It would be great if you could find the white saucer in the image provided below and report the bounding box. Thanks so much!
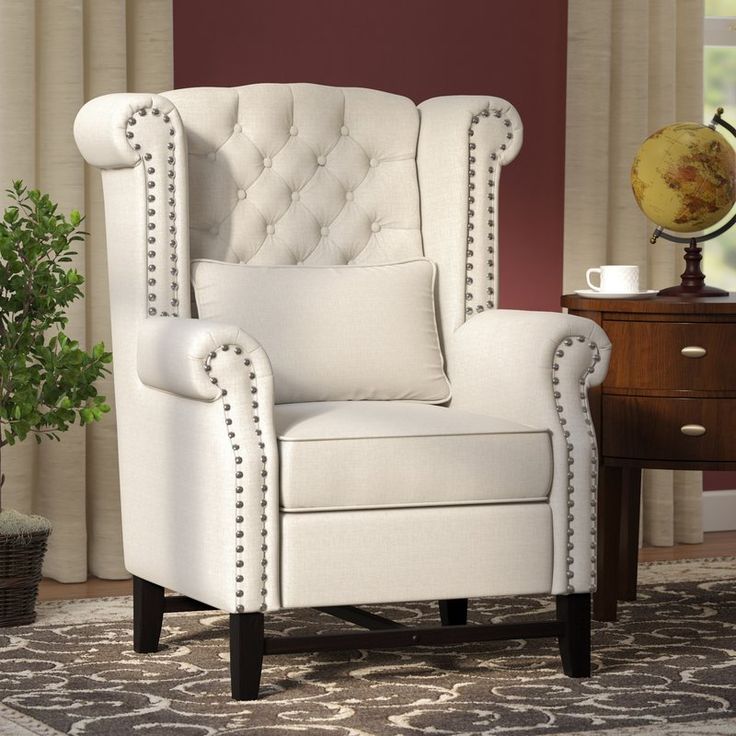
[574,289,659,299]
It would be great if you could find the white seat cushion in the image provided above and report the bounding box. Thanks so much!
[276,402,553,512]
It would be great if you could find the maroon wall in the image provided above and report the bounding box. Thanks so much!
[173,0,568,312]
[173,1,736,492]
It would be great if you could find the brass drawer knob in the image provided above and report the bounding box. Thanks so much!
[681,346,707,358]
[680,424,706,437]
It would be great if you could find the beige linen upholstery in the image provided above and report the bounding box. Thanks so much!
[276,402,552,511]
[281,504,553,608]
[418,96,523,343]
[133,317,280,614]
[74,82,609,616]
[192,258,450,403]
[447,310,611,595]
[162,84,423,267]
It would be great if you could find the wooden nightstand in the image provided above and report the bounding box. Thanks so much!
[561,294,736,621]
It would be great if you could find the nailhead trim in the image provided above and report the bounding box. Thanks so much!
[552,335,600,594]
[204,345,268,613]
[465,106,512,319]
[124,104,179,318]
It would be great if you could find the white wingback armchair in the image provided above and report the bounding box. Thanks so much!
[74,83,611,701]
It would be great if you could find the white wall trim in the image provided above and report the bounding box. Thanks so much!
[703,490,736,533]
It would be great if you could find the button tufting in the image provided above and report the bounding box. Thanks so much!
[371,222,381,233]
[266,224,275,235]
[207,152,216,162]
[289,125,298,136]
[321,226,329,236]
[237,189,246,200]
[369,158,378,167]
[209,226,218,235]
[263,157,272,168]
[317,155,326,166]
[291,191,300,201]
[340,125,349,136]
[345,191,354,201]
[233,123,242,133]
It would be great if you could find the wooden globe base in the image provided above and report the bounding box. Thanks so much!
[657,238,729,297]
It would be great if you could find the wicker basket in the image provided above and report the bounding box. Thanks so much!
[0,528,50,627]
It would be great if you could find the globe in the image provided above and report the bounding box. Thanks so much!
[631,122,736,233]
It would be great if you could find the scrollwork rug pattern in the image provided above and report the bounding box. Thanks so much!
[1,558,735,735]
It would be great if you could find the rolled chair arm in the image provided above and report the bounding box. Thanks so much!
[447,310,610,397]
[74,92,180,170]
[137,317,272,401]
[446,309,611,596]
[136,316,278,613]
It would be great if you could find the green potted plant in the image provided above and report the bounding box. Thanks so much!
[0,181,112,626]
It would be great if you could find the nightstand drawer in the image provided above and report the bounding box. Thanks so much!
[604,320,736,392]
[603,396,736,462]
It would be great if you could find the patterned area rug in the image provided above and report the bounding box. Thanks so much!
[1,558,736,736]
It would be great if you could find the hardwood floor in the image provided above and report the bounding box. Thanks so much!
[37,531,736,602]
[38,577,132,602]
[638,530,736,562]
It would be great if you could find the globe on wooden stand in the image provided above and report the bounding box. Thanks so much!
[631,108,736,297]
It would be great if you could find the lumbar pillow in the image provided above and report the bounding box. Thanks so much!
[191,258,451,404]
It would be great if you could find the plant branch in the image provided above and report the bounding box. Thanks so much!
[0,182,111,515]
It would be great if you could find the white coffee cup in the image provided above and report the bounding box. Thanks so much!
[586,265,640,293]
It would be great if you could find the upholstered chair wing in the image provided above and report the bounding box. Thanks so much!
[74,83,610,701]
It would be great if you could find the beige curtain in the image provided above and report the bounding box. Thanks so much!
[0,0,172,581]
[564,0,704,546]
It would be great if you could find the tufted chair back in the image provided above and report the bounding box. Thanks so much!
[163,84,423,282]
[75,82,523,351]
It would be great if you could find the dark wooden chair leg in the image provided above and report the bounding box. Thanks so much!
[556,593,591,677]
[439,598,468,626]
[230,612,264,701]
[617,467,642,601]
[594,464,622,621]
[133,576,165,653]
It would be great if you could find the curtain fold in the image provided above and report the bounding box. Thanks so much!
[0,0,173,581]
[564,0,704,546]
